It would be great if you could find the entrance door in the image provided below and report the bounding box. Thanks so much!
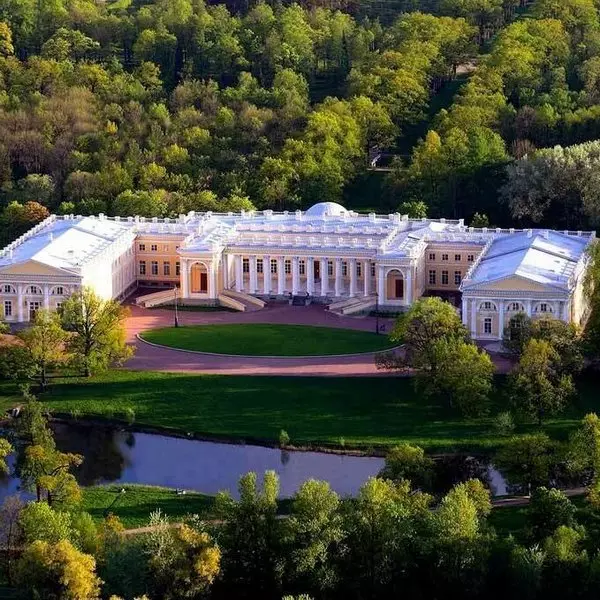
[200,272,208,293]
[314,260,320,280]
[29,301,41,321]
[395,279,404,299]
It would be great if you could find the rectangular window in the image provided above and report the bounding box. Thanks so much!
[175,262,180,276]
[428,270,436,285]
[53,286,64,295]
[454,271,462,285]
[467,254,474,262]
[270,259,277,274]
[139,261,146,275]
[257,259,263,274]
[163,262,170,276]
[285,260,291,275]
[328,261,334,276]
[428,253,436,261]
[441,270,449,285]
[151,261,158,275]
[356,262,362,277]
[454,254,461,262]
[3,301,11,317]
[342,261,348,277]
[151,244,158,252]
[442,254,449,261]
[139,244,146,252]
[299,260,305,276]
[484,317,492,335]
[3,285,13,294]
[243,258,250,273]
[540,303,548,313]
[371,263,376,277]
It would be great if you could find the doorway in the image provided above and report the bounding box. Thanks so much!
[395,279,404,299]
[314,260,320,280]
[29,301,41,321]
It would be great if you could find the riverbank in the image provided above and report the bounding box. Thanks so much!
[1,370,599,454]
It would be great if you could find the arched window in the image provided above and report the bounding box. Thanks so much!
[534,302,553,314]
[52,286,65,296]
[2,285,15,294]
[480,301,497,312]
[507,302,524,312]
[27,286,42,295]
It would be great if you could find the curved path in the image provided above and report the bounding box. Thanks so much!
[124,302,398,376]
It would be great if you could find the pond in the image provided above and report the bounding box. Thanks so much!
[0,422,510,502]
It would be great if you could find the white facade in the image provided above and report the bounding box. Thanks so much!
[0,202,595,339]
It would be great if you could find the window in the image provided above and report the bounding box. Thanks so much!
[257,259,263,274]
[151,244,158,252]
[467,254,474,262]
[454,271,462,285]
[163,262,170,276]
[242,258,249,273]
[139,261,146,275]
[371,263,376,277]
[342,261,347,277]
[176,262,180,276]
[484,317,492,335]
[429,270,436,285]
[481,301,496,311]
[3,301,11,317]
[356,262,362,277]
[328,261,334,276]
[52,286,64,296]
[454,254,461,262]
[441,270,448,285]
[509,302,522,312]
[139,244,146,251]
[27,286,42,295]
[151,261,158,275]
[537,303,552,313]
[429,253,436,261]
[2,285,15,294]
[299,260,305,276]
[270,259,277,274]
[285,260,291,275]
[442,254,449,261]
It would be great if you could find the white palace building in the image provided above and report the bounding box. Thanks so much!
[0,201,595,340]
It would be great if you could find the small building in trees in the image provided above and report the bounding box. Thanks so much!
[0,203,594,340]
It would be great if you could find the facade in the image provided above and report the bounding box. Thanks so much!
[0,201,595,340]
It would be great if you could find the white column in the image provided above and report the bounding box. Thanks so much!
[363,261,370,297]
[181,261,189,298]
[525,299,533,317]
[278,256,285,295]
[349,258,357,297]
[263,255,271,295]
[249,256,257,294]
[320,258,329,296]
[223,255,230,289]
[334,258,342,297]
[461,296,468,327]
[307,257,314,295]
[43,286,50,310]
[498,300,505,340]
[377,265,385,301]
[17,286,23,322]
[209,261,218,299]
[235,255,243,292]
[404,267,412,306]
[470,298,477,337]
[562,300,570,322]
[292,257,299,295]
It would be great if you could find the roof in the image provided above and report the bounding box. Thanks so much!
[462,231,592,291]
[0,216,134,273]
[305,202,349,218]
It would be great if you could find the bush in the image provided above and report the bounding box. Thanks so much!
[279,429,290,447]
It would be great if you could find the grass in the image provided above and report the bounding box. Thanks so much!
[141,324,396,356]
[81,484,215,529]
[1,371,600,453]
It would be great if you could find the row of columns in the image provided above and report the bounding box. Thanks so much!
[3,283,68,322]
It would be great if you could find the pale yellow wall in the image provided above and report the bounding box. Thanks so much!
[480,277,548,293]
[424,243,482,292]
[135,234,186,285]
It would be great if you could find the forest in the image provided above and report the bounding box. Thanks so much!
[4,0,599,248]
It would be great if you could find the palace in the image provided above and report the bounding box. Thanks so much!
[0,201,595,340]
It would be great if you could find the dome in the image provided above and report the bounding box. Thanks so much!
[305,202,349,218]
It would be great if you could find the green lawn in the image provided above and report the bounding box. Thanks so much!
[1,371,599,453]
[81,484,215,529]
[141,324,396,356]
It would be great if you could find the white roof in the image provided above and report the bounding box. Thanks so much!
[305,202,349,218]
[462,231,592,291]
[0,216,134,272]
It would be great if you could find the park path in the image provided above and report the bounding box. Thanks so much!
[123,302,514,376]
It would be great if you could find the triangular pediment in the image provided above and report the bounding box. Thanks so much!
[463,274,559,293]
[0,259,76,277]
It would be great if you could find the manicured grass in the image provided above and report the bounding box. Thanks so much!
[141,324,397,356]
[1,371,599,453]
[81,484,215,529]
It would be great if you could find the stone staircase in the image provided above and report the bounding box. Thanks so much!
[291,295,307,306]
[220,290,265,312]
[328,295,377,315]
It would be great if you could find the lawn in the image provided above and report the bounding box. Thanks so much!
[1,371,599,453]
[81,484,215,529]
[141,324,396,356]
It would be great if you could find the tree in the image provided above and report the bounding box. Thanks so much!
[503,313,532,356]
[527,487,576,543]
[509,339,575,424]
[19,502,72,545]
[379,443,435,490]
[15,539,101,600]
[61,288,133,377]
[0,495,24,584]
[567,413,600,506]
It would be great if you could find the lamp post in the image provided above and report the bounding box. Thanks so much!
[174,285,179,328]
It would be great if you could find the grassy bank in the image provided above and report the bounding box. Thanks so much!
[141,324,396,356]
[1,371,599,453]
